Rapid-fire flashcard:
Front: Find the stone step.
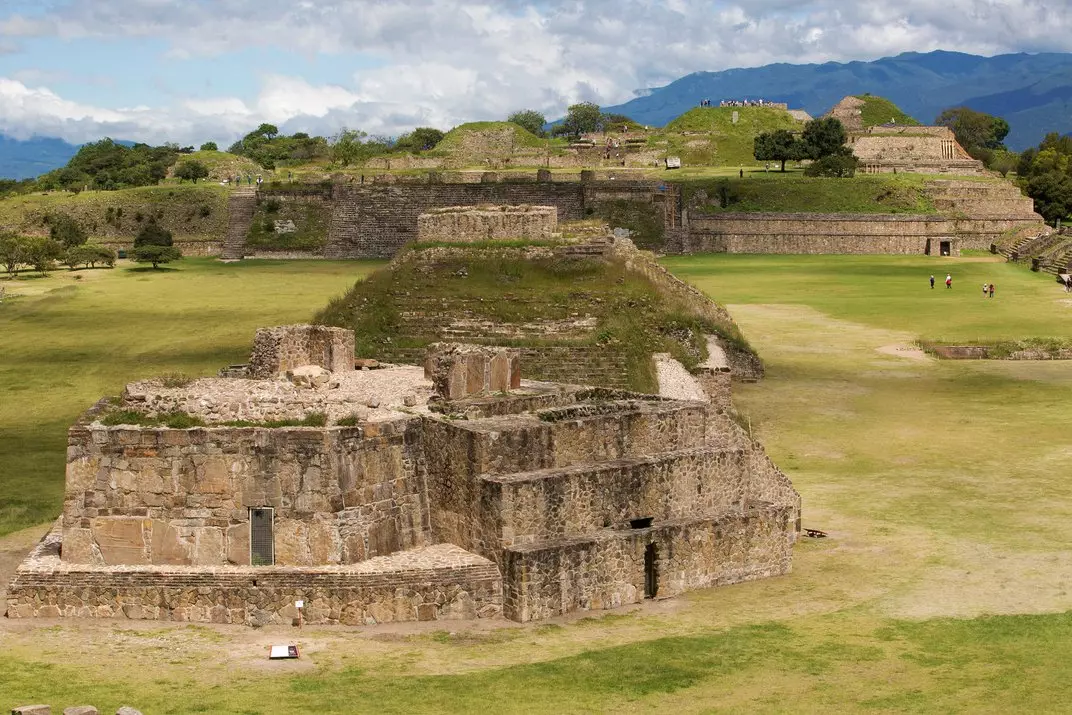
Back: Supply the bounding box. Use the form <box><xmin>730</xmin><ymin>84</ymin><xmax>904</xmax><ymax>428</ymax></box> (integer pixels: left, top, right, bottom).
<box><xmin>482</xmin><ymin>446</ymin><xmax>758</xmax><ymax>546</ymax></box>
<box><xmin>220</xmin><ymin>188</ymin><xmax>259</xmax><ymax>260</ymax></box>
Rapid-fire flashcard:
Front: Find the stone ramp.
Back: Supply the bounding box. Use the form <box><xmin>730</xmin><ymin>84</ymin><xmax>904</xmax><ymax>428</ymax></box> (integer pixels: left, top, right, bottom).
<box><xmin>653</xmin><ymin>353</ymin><xmax>707</xmax><ymax>402</ymax></box>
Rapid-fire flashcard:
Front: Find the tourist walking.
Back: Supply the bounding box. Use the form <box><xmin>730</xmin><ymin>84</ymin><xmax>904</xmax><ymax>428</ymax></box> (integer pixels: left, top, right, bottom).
<box><xmin>989</xmin><ymin>283</ymin><xmax>995</xmax><ymax>298</ymax></box>
<box><xmin>930</xmin><ymin>275</ymin><xmax>935</xmax><ymax>289</ymax></box>
<box><xmin>983</xmin><ymin>282</ymin><xmax>989</xmax><ymax>297</ymax></box>
<box><xmin>945</xmin><ymin>274</ymin><xmax>952</xmax><ymax>289</ymax></box>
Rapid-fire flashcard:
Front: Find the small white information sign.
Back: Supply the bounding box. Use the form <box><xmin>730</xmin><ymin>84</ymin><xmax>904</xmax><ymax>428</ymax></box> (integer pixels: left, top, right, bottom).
<box><xmin>269</xmin><ymin>645</ymin><xmax>300</xmax><ymax>659</ymax></box>
<box><xmin>295</xmin><ymin>600</ymin><xmax>304</xmax><ymax>608</ymax></box>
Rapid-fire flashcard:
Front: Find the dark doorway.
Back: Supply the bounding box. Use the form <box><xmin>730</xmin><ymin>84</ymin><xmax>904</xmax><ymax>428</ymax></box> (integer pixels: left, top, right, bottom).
<box><xmin>644</xmin><ymin>543</ymin><xmax>658</xmax><ymax>599</ymax></box>
<box><xmin>250</xmin><ymin>507</ymin><xmax>275</xmax><ymax>566</ymax></box>
<box><xmin>924</xmin><ymin>238</ymin><xmax>932</xmax><ymax>256</ymax></box>
<box><xmin>940</xmin><ymin>240</ymin><xmax>951</xmax><ymax>256</ymax></box>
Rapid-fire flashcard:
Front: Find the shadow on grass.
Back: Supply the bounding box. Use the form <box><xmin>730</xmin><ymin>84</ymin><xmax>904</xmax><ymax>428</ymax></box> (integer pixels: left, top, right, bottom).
<box><xmin>123</xmin><ymin>265</ymin><xmax>182</xmax><ymax>274</ymax></box>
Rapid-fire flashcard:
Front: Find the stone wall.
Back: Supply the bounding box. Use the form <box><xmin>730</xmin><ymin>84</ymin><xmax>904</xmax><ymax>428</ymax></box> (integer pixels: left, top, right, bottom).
<box><xmin>248</xmin><ymin>324</ymin><xmax>355</xmax><ymax>378</ymax></box>
<box><xmin>324</xmin><ymin>182</ymin><xmax>586</xmax><ymax>258</ymax></box>
<box><xmin>670</xmin><ymin>212</ymin><xmax>1046</xmax><ymax>254</ymax></box>
<box><xmin>9</xmin><ymin>530</ymin><xmax>501</xmax><ymax>625</ymax></box>
<box><xmin>501</xmin><ymin>505</ymin><xmax>795</xmax><ymax>621</ymax></box>
<box><xmin>61</xmin><ymin>418</ymin><xmax>427</xmax><ymax>567</ymax></box>
<box><xmin>98</xmin><ymin>239</ymin><xmax>222</xmax><ymax>258</ymax></box>
<box><xmin>416</xmin><ymin>205</ymin><xmax>557</xmax><ymax>243</ymax></box>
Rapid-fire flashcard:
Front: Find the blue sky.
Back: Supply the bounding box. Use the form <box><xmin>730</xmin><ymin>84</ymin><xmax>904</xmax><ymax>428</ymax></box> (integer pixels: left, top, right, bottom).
<box><xmin>1</xmin><ymin>0</ymin><xmax>1071</xmax><ymax>145</ymax></box>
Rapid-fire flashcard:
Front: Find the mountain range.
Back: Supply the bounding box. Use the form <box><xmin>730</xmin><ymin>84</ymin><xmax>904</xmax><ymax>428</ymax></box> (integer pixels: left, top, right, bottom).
<box><xmin>605</xmin><ymin>50</ymin><xmax>1072</xmax><ymax>151</ymax></box>
<box><xmin>0</xmin><ymin>135</ymin><xmax>80</xmax><ymax>180</ymax></box>
<box><xmin>3</xmin><ymin>50</ymin><xmax>1072</xmax><ymax>179</ymax></box>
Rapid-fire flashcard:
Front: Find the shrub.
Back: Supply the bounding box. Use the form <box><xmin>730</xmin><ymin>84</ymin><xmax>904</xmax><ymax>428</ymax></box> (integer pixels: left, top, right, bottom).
<box><xmin>174</xmin><ymin>160</ymin><xmax>209</xmax><ymax>183</ymax></box>
<box><xmin>199</xmin><ymin>141</ymin><xmax>218</xmax><ymax>151</ymax></box>
<box><xmin>804</xmin><ymin>153</ymin><xmax>859</xmax><ymax>178</ymax></box>
<box><xmin>48</xmin><ymin>213</ymin><xmax>88</xmax><ymax>248</ymax></box>
<box><xmin>198</xmin><ymin>204</ymin><xmax>212</xmax><ymax>218</ymax></box>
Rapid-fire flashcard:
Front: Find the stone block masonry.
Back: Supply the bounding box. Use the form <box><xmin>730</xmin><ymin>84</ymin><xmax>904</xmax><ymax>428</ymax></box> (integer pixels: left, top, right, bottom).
<box><xmin>425</xmin><ymin>343</ymin><xmax>521</xmax><ymax>400</ymax></box>
<box><xmin>247</xmin><ymin>324</ymin><xmax>355</xmax><ymax>378</ymax></box>
<box><xmin>417</xmin><ymin>205</ymin><xmax>557</xmax><ymax>243</ymax></box>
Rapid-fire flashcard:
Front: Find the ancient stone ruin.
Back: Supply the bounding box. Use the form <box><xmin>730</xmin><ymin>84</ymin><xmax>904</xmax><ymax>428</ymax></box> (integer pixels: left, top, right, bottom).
<box><xmin>416</xmin><ymin>204</ymin><xmax>558</xmax><ymax>243</ymax></box>
<box><xmin>7</xmin><ymin>323</ymin><xmax>800</xmax><ymax>626</ymax></box>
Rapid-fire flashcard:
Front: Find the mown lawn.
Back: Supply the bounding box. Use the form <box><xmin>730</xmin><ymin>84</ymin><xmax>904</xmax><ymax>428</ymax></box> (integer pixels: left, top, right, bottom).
<box><xmin>3</xmin><ymin>252</ymin><xmax>1072</xmax><ymax>713</ymax></box>
<box><xmin>0</xmin><ymin>258</ymin><xmax>381</xmax><ymax>535</ymax></box>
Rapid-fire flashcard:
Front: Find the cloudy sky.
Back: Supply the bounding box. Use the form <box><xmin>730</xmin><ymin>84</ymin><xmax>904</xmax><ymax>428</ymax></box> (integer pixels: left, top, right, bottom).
<box><xmin>1</xmin><ymin>0</ymin><xmax>1071</xmax><ymax>145</ymax></box>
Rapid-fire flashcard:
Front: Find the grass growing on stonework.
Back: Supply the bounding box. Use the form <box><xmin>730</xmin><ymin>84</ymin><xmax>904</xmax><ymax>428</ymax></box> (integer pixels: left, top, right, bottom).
<box><xmin>680</xmin><ymin>173</ymin><xmax>938</xmax><ymax>214</ymax></box>
<box><xmin>0</xmin><ymin>258</ymin><xmax>382</xmax><ymax>536</ymax></box>
<box><xmin>5</xmin><ymin>253</ymin><xmax>1072</xmax><ymax>712</ymax></box>
<box><xmin>314</xmin><ymin>247</ymin><xmax>744</xmax><ymax>393</ymax></box>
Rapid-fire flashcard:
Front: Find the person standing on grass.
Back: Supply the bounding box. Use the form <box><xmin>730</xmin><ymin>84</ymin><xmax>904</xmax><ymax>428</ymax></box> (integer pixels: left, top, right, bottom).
<box><xmin>983</xmin><ymin>282</ymin><xmax>989</xmax><ymax>298</ymax></box>
<box><xmin>946</xmin><ymin>273</ymin><xmax>952</xmax><ymax>289</ymax></box>
<box><xmin>989</xmin><ymin>283</ymin><xmax>995</xmax><ymax>298</ymax></box>
<box><xmin>930</xmin><ymin>275</ymin><xmax>935</xmax><ymax>289</ymax></box>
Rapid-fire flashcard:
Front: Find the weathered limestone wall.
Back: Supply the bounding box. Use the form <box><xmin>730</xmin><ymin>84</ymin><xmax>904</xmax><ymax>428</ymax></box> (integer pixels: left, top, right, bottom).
<box><xmin>248</xmin><ymin>324</ymin><xmax>355</xmax><ymax>378</ymax></box>
<box><xmin>9</xmin><ymin>531</ymin><xmax>501</xmax><ymax>625</ymax></box>
<box><xmin>325</xmin><ymin>182</ymin><xmax>586</xmax><ymax>258</ymax></box>
<box><xmin>61</xmin><ymin>418</ymin><xmax>427</xmax><ymax>567</ymax></box>
<box><xmin>425</xmin><ymin>343</ymin><xmax>521</xmax><ymax>400</ymax></box>
<box><xmin>501</xmin><ymin>506</ymin><xmax>795</xmax><ymax>622</ymax></box>
<box><xmin>416</xmin><ymin>205</ymin><xmax>557</xmax><ymax>243</ymax></box>
<box><xmin>671</xmin><ymin>212</ymin><xmax>1044</xmax><ymax>254</ymax></box>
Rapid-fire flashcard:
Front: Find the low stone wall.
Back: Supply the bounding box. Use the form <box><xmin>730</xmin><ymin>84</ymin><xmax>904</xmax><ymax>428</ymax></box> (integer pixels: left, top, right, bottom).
<box><xmin>98</xmin><ymin>239</ymin><xmax>222</xmax><ymax>258</ymax></box>
<box><xmin>8</xmin><ymin>530</ymin><xmax>501</xmax><ymax>625</ymax></box>
<box><xmin>501</xmin><ymin>505</ymin><xmax>795</xmax><ymax>622</ymax></box>
<box><xmin>248</xmin><ymin>324</ymin><xmax>355</xmax><ymax>378</ymax></box>
<box><xmin>61</xmin><ymin>418</ymin><xmax>427</xmax><ymax>567</ymax></box>
<box><xmin>416</xmin><ymin>205</ymin><xmax>557</xmax><ymax>243</ymax></box>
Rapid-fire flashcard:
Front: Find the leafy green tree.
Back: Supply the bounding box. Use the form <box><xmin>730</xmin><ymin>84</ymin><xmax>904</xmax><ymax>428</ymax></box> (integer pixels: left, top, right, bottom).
<box><xmin>557</xmin><ymin>102</ymin><xmax>604</xmax><ymax>139</ymax></box>
<box><xmin>936</xmin><ymin>107</ymin><xmax>1010</xmax><ymax>151</ymax></box>
<box><xmin>199</xmin><ymin>141</ymin><xmax>218</xmax><ymax>151</ymax></box>
<box><xmin>0</xmin><ymin>232</ymin><xmax>27</xmax><ymax>275</ymax></box>
<box><xmin>174</xmin><ymin>160</ymin><xmax>210</xmax><ymax>183</ymax></box>
<box><xmin>396</xmin><ymin>127</ymin><xmax>445</xmax><ymax>152</ymax></box>
<box><xmin>800</xmin><ymin>117</ymin><xmax>849</xmax><ymax>160</ymax></box>
<box><xmin>507</xmin><ymin>109</ymin><xmax>547</xmax><ymax>137</ymax></box>
<box><xmin>753</xmin><ymin>130</ymin><xmax>803</xmax><ymax>171</ymax></box>
<box><xmin>132</xmin><ymin>221</ymin><xmax>182</xmax><ymax>269</ymax></box>
<box><xmin>48</xmin><ymin>213</ymin><xmax>88</xmax><ymax>248</ymax></box>
<box><xmin>25</xmin><ymin>237</ymin><xmax>63</xmax><ymax>273</ymax></box>
<box><xmin>804</xmin><ymin>153</ymin><xmax>859</xmax><ymax>178</ymax></box>
<box><xmin>254</xmin><ymin>123</ymin><xmax>279</xmax><ymax>141</ymax></box>
<box><xmin>64</xmin><ymin>245</ymin><xmax>117</xmax><ymax>270</ymax></box>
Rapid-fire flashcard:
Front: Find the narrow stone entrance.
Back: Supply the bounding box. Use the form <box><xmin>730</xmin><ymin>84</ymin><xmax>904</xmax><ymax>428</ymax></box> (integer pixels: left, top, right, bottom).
<box><xmin>644</xmin><ymin>543</ymin><xmax>659</xmax><ymax>599</ymax></box>
<box><xmin>940</xmin><ymin>240</ymin><xmax>952</xmax><ymax>256</ymax></box>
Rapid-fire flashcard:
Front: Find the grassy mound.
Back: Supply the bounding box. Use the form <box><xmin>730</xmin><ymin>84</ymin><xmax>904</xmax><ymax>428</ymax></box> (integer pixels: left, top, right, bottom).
<box><xmin>435</xmin><ymin>121</ymin><xmax>548</xmax><ymax>152</ymax></box>
<box><xmin>0</xmin><ymin>184</ymin><xmax>230</xmax><ymax>241</ymax></box>
<box><xmin>656</xmin><ymin>107</ymin><xmax>802</xmax><ymax>166</ymax></box>
<box><xmin>168</xmin><ymin>150</ymin><xmax>263</xmax><ymax>182</ymax></box>
<box><xmin>683</xmin><ymin>174</ymin><xmax>937</xmax><ymax>214</ymax></box>
<box><xmin>316</xmin><ymin>243</ymin><xmax>748</xmax><ymax>392</ymax></box>
<box><xmin>854</xmin><ymin>94</ymin><xmax>920</xmax><ymax>128</ymax></box>
<box><xmin>245</xmin><ymin>194</ymin><xmax>332</xmax><ymax>252</ymax></box>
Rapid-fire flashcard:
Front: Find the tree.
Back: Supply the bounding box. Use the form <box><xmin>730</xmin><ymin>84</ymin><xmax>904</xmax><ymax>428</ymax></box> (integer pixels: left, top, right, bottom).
<box><xmin>24</xmin><ymin>237</ymin><xmax>63</xmax><ymax>273</ymax></box>
<box><xmin>199</xmin><ymin>141</ymin><xmax>218</xmax><ymax>151</ymax></box>
<box><xmin>397</xmin><ymin>127</ymin><xmax>445</xmax><ymax>152</ymax></box>
<box><xmin>800</xmin><ymin>117</ymin><xmax>849</xmax><ymax>160</ymax></box>
<box><xmin>174</xmin><ymin>160</ymin><xmax>210</xmax><ymax>183</ymax></box>
<box><xmin>64</xmin><ymin>245</ymin><xmax>116</xmax><ymax>270</ymax></box>
<box><xmin>804</xmin><ymin>153</ymin><xmax>859</xmax><ymax>178</ymax></box>
<box><xmin>507</xmin><ymin>109</ymin><xmax>547</xmax><ymax>137</ymax></box>
<box><xmin>48</xmin><ymin>214</ymin><xmax>88</xmax><ymax>248</ymax></box>
<box><xmin>557</xmin><ymin>102</ymin><xmax>603</xmax><ymax>139</ymax></box>
<box><xmin>935</xmin><ymin>107</ymin><xmax>1009</xmax><ymax>151</ymax></box>
<box><xmin>753</xmin><ymin>129</ymin><xmax>802</xmax><ymax>171</ymax></box>
<box><xmin>132</xmin><ymin>221</ymin><xmax>182</xmax><ymax>269</ymax></box>
<box><xmin>0</xmin><ymin>232</ymin><xmax>26</xmax><ymax>275</ymax></box>
<box><xmin>254</xmin><ymin>123</ymin><xmax>279</xmax><ymax>141</ymax></box>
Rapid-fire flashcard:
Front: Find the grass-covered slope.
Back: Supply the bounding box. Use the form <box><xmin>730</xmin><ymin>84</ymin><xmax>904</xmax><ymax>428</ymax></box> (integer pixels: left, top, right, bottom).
<box><xmin>854</xmin><ymin>94</ymin><xmax>920</xmax><ymax>128</ymax></box>
<box><xmin>0</xmin><ymin>184</ymin><xmax>230</xmax><ymax>241</ymax></box>
<box><xmin>656</xmin><ymin>106</ymin><xmax>802</xmax><ymax>166</ymax></box>
<box><xmin>168</xmin><ymin>150</ymin><xmax>263</xmax><ymax>181</ymax></box>
<box><xmin>434</xmin><ymin>122</ymin><xmax>548</xmax><ymax>152</ymax></box>
<box><xmin>682</xmin><ymin>174</ymin><xmax>937</xmax><ymax>214</ymax></box>
<box><xmin>316</xmin><ymin>243</ymin><xmax>746</xmax><ymax>392</ymax></box>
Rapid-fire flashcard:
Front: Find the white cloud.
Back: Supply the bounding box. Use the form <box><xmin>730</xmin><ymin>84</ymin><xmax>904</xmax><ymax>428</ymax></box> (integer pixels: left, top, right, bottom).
<box><xmin>2</xmin><ymin>0</ymin><xmax>1072</xmax><ymax>144</ymax></box>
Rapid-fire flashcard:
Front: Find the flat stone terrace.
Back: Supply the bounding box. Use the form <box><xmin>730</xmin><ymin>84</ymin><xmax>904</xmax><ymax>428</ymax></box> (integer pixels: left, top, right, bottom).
<box><xmin>8</xmin><ymin>525</ymin><xmax>502</xmax><ymax>625</ymax></box>
<box><xmin>122</xmin><ymin>366</ymin><xmax>435</xmax><ymax>424</ymax></box>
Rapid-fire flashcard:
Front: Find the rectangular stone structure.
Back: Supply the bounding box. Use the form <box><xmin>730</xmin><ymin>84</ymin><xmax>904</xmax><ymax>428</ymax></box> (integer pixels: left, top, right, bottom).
<box><xmin>425</xmin><ymin>343</ymin><xmax>521</xmax><ymax>400</ymax></box>
<box><xmin>416</xmin><ymin>205</ymin><xmax>557</xmax><ymax>243</ymax></box>
<box><xmin>247</xmin><ymin>324</ymin><xmax>355</xmax><ymax>378</ymax></box>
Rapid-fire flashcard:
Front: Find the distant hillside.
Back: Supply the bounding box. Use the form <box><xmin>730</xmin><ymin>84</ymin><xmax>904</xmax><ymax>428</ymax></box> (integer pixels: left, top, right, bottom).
<box><xmin>0</xmin><ymin>135</ymin><xmax>79</xmax><ymax>180</ymax></box>
<box><xmin>603</xmin><ymin>51</ymin><xmax>1072</xmax><ymax>150</ymax></box>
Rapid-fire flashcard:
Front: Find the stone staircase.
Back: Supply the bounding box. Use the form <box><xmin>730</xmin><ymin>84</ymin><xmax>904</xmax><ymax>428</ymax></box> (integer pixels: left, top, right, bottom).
<box><xmin>553</xmin><ymin>235</ymin><xmax>615</xmax><ymax>258</ymax></box>
<box><xmin>999</xmin><ymin>228</ymin><xmax>1060</xmax><ymax>261</ymax></box>
<box><xmin>220</xmin><ymin>187</ymin><xmax>258</xmax><ymax>260</ymax></box>
<box><xmin>1038</xmin><ymin>235</ymin><xmax>1072</xmax><ymax>276</ymax></box>
<box><xmin>424</xmin><ymin>390</ymin><xmax>800</xmax><ymax>621</ymax></box>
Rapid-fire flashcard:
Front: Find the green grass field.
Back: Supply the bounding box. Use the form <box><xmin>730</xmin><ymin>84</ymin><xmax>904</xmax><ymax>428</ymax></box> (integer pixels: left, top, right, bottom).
<box><xmin>0</xmin><ymin>259</ymin><xmax>381</xmax><ymax>534</ymax></box>
<box><xmin>3</xmin><ymin>253</ymin><xmax>1072</xmax><ymax>713</ymax></box>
